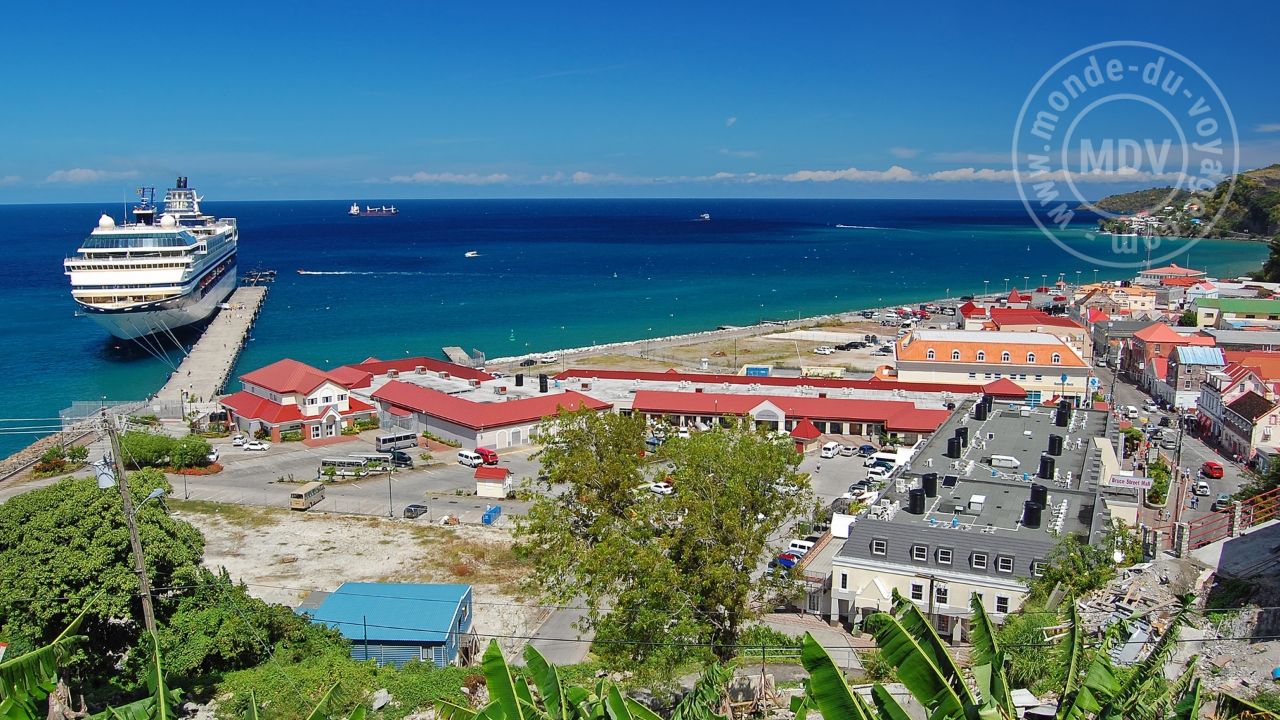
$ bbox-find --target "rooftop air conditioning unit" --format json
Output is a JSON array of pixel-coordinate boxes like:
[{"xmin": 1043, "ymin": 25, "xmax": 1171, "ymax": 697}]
[
  {"xmin": 415, "ymin": 365, "xmax": 426, "ymax": 374},
  {"xmin": 388, "ymin": 369, "xmax": 399, "ymax": 378},
  {"xmin": 438, "ymin": 371, "xmax": 450, "ymax": 379},
  {"xmin": 581, "ymin": 382, "xmax": 592, "ymax": 390},
  {"xmin": 469, "ymin": 379, "xmax": 481, "ymax": 388},
  {"xmin": 495, "ymin": 386, "xmax": 507, "ymax": 395}
]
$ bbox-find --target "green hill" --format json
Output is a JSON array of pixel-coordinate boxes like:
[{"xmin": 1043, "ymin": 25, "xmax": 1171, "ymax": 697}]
[{"xmin": 1085, "ymin": 164, "xmax": 1280, "ymax": 238}]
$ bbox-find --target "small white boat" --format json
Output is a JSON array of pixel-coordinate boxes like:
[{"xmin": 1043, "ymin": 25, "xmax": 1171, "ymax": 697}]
[
  {"xmin": 696, "ymin": 212, "xmax": 711, "ymax": 221},
  {"xmin": 464, "ymin": 251, "xmax": 480, "ymax": 258}
]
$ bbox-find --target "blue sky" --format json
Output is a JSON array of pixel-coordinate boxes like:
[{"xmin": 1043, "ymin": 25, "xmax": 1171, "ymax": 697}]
[{"xmin": 1, "ymin": 1, "xmax": 1278, "ymax": 202}]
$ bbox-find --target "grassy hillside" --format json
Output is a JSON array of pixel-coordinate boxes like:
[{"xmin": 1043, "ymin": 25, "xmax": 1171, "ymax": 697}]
[{"xmin": 1086, "ymin": 164, "xmax": 1280, "ymax": 238}]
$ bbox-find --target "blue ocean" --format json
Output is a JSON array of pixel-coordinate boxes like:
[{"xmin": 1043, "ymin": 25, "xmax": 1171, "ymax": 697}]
[{"xmin": 0, "ymin": 198, "xmax": 1266, "ymax": 457}]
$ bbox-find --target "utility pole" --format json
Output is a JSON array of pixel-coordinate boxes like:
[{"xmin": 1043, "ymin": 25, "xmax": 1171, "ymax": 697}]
[
  {"xmin": 387, "ymin": 462, "xmax": 395, "ymax": 518},
  {"xmin": 102, "ymin": 409, "xmax": 158, "ymax": 636}
]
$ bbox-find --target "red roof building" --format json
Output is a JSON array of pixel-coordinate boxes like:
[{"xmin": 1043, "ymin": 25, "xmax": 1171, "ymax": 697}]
[
  {"xmin": 1121, "ymin": 322, "xmax": 1214, "ymax": 382},
  {"xmin": 341, "ymin": 356, "xmax": 493, "ymax": 384},
  {"xmin": 630, "ymin": 390, "xmax": 949, "ymax": 441},
  {"xmin": 222, "ymin": 358, "xmax": 377, "ymax": 442},
  {"xmin": 789, "ymin": 418, "xmax": 822, "ymax": 441},
  {"xmin": 551, "ymin": 368, "xmax": 983, "ymax": 395},
  {"xmin": 370, "ymin": 381, "xmax": 611, "ymax": 449}
]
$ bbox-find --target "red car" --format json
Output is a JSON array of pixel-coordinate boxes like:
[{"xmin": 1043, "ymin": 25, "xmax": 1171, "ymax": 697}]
[{"xmin": 1201, "ymin": 461, "xmax": 1224, "ymax": 479}]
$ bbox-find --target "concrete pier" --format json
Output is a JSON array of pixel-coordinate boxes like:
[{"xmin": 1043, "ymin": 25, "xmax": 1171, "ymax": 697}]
[
  {"xmin": 442, "ymin": 346, "xmax": 473, "ymax": 366},
  {"xmin": 156, "ymin": 286, "xmax": 268, "ymax": 403}
]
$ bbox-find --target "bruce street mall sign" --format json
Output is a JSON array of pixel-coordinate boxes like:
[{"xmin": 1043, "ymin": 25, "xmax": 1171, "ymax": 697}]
[{"xmin": 1106, "ymin": 474, "xmax": 1155, "ymax": 490}]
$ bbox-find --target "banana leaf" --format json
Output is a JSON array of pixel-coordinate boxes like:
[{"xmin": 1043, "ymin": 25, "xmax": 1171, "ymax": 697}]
[
  {"xmin": 798, "ymin": 633, "xmax": 870, "ymax": 720},
  {"xmin": 869, "ymin": 616, "xmax": 968, "ymax": 719},
  {"xmin": 967, "ymin": 595, "xmax": 1013, "ymax": 717},
  {"xmin": 870, "ymin": 684, "xmax": 913, "ymax": 720},
  {"xmin": 1216, "ymin": 692, "xmax": 1280, "ymax": 719},
  {"xmin": 480, "ymin": 641, "xmax": 527, "ymax": 720},
  {"xmin": 0, "ymin": 594, "xmax": 98, "ymax": 720},
  {"xmin": 1059, "ymin": 600, "xmax": 1082, "ymax": 704},
  {"xmin": 1170, "ymin": 677, "xmax": 1202, "ymax": 720},
  {"xmin": 523, "ymin": 646, "xmax": 569, "ymax": 720},
  {"xmin": 885, "ymin": 603, "xmax": 976, "ymax": 708}
]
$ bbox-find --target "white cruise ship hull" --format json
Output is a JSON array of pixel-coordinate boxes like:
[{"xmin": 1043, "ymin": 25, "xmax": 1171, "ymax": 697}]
[{"xmin": 80, "ymin": 265, "xmax": 238, "ymax": 340}]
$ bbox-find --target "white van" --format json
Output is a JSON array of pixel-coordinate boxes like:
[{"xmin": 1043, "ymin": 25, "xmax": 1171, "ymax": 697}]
[
  {"xmin": 819, "ymin": 441, "xmax": 841, "ymax": 459},
  {"xmin": 1125, "ymin": 406, "xmax": 1140, "ymax": 419},
  {"xmin": 788, "ymin": 538, "xmax": 815, "ymax": 556},
  {"xmin": 989, "ymin": 455, "xmax": 1021, "ymax": 468},
  {"xmin": 457, "ymin": 450, "xmax": 484, "ymax": 468},
  {"xmin": 865, "ymin": 452, "xmax": 899, "ymax": 468}
]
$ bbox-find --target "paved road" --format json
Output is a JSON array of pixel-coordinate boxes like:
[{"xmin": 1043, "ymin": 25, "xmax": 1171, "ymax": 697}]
[
  {"xmin": 525, "ymin": 604, "xmax": 593, "ymax": 665},
  {"xmin": 1095, "ymin": 366, "xmax": 1251, "ymax": 528}
]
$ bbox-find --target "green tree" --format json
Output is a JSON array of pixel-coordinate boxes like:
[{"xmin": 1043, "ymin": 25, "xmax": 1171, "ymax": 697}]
[
  {"xmin": 516, "ymin": 410, "xmax": 810, "ymax": 672},
  {"xmin": 0, "ymin": 470, "xmax": 204, "ymax": 700},
  {"xmin": 169, "ymin": 434, "xmax": 212, "ymax": 470},
  {"xmin": 1176, "ymin": 310, "xmax": 1197, "ymax": 327},
  {"xmin": 119, "ymin": 431, "xmax": 177, "ymax": 468}
]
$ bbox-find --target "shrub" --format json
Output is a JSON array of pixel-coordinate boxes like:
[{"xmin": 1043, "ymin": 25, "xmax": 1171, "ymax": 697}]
[
  {"xmin": 120, "ymin": 431, "xmax": 176, "ymax": 468},
  {"xmin": 280, "ymin": 430, "xmax": 303, "ymax": 442},
  {"xmin": 170, "ymin": 435, "xmax": 212, "ymax": 470},
  {"xmin": 67, "ymin": 445, "xmax": 89, "ymax": 463}
]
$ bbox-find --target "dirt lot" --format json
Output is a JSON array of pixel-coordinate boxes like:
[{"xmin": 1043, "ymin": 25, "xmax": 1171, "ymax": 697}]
[{"xmin": 172, "ymin": 501, "xmax": 544, "ymax": 654}]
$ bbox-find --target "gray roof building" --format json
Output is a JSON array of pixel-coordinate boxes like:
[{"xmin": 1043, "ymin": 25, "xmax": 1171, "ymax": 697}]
[{"xmin": 829, "ymin": 396, "xmax": 1120, "ymax": 634}]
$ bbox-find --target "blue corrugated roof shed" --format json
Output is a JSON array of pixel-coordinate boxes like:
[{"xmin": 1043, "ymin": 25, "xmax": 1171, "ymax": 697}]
[
  {"xmin": 302, "ymin": 582, "xmax": 471, "ymax": 644},
  {"xmin": 1174, "ymin": 346, "xmax": 1224, "ymax": 366}
]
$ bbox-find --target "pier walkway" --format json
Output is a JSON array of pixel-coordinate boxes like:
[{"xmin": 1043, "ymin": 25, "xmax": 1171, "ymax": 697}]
[{"xmin": 156, "ymin": 286, "xmax": 268, "ymax": 404}]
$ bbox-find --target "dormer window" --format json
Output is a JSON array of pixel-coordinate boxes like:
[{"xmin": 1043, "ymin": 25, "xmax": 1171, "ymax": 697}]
[
  {"xmin": 926, "ymin": 348, "xmax": 936, "ymax": 360},
  {"xmin": 1051, "ymin": 354, "xmax": 1061, "ymax": 364},
  {"xmin": 1026, "ymin": 352, "xmax": 1036, "ymax": 363},
  {"xmin": 951, "ymin": 350, "xmax": 961, "ymax": 361},
  {"xmin": 1001, "ymin": 351, "xmax": 1011, "ymax": 363},
  {"xmin": 976, "ymin": 351, "xmax": 986, "ymax": 362}
]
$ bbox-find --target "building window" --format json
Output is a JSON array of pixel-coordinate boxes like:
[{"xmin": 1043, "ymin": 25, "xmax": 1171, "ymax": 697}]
[
  {"xmin": 321, "ymin": 395, "xmax": 333, "ymax": 404},
  {"xmin": 952, "ymin": 350, "xmax": 961, "ymax": 361},
  {"xmin": 310, "ymin": 424, "xmax": 320, "ymax": 439},
  {"xmin": 984, "ymin": 373, "xmax": 992, "ymax": 379},
  {"xmin": 910, "ymin": 583, "xmax": 924, "ymax": 601},
  {"xmin": 839, "ymin": 573, "xmax": 848, "ymax": 590},
  {"xmin": 1032, "ymin": 561, "xmax": 1046, "ymax": 577},
  {"xmin": 995, "ymin": 596, "xmax": 1010, "ymax": 614},
  {"xmin": 911, "ymin": 545, "xmax": 928, "ymax": 562},
  {"xmin": 971, "ymin": 552, "xmax": 988, "ymax": 569},
  {"xmin": 1035, "ymin": 375, "xmax": 1043, "ymax": 381},
  {"xmin": 807, "ymin": 592, "xmax": 822, "ymax": 613},
  {"xmin": 1001, "ymin": 351, "xmax": 1011, "ymax": 363},
  {"xmin": 935, "ymin": 585, "xmax": 949, "ymax": 606},
  {"xmin": 871, "ymin": 539, "xmax": 887, "ymax": 556},
  {"xmin": 1027, "ymin": 352, "xmax": 1036, "ymax": 363},
  {"xmin": 306, "ymin": 397, "xmax": 318, "ymax": 405},
  {"xmin": 996, "ymin": 556, "xmax": 1014, "ymax": 573},
  {"xmin": 338, "ymin": 393, "xmax": 347, "ymax": 401},
  {"xmin": 926, "ymin": 348, "xmax": 936, "ymax": 360},
  {"xmin": 1052, "ymin": 353, "xmax": 1061, "ymax": 364},
  {"xmin": 969, "ymin": 372, "xmax": 977, "ymax": 379},
  {"xmin": 976, "ymin": 351, "xmax": 986, "ymax": 362},
  {"xmin": 937, "ymin": 548, "xmax": 953, "ymax": 565}
]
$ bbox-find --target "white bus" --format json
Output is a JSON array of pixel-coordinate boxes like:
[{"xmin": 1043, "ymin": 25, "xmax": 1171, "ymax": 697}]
[
  {"xmin": 348, "ymin": 453, "xmax": 393, "ymax": 471},
  {"xmin": 319, "ymin": 457, "xmax": 370, "ymax": 477},
  {"xmin": 375, "ymin": 432, "xmax": 418, "ymax": 452}
]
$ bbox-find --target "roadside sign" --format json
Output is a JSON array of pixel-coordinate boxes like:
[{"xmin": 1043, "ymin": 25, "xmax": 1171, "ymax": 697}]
[
  {"xmin": 1106, "ymin": 474, "xmax": 1154, "ymax": 490},
  {"xmin": 1060, "ymin": 374, "xmax": 1069, "ymax": 383}
]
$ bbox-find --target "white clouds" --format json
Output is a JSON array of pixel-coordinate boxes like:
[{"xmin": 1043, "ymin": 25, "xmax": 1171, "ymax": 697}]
[
  {"xmin": 45, "ymin": 168, "xmax": 138, "ymax": 184},
  {"xmin": 930, "ymin": 167, "xmax": 1017, "ymax": 182},
  {"xmin": 0, "ymin": 175, "xmax": 20, "ymax": 186},
  {"xmin": 888, "ymin": 147, "xmax": 921, "ymax": 159},
  {"xmin": 718, "ymin": 148, "xmax": 759, "ymax": 158},
  {"xmin": 784, "ymin": 165, "xmax": 918, "ymax": 183},
  {"xmin": 1256, "ymin": 123, "xmax": 1280, "ymax": 133},
  {"xmin": 725, "ymin": 116, "xmax": 737, "ymax": 127},
  {"xmin": 387, "ymin": 171, "xmax": 511, "ymax": 185}
]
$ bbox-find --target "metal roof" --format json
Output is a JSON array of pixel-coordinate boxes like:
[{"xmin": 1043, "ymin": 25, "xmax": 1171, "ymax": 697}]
[
  {"xmin": 302, "ymin": 582, "xmax": 471, "ymax": 644},
  {"xmin": 1171, "ymin": 346, "xmax": 1225, "ymax": 366}
]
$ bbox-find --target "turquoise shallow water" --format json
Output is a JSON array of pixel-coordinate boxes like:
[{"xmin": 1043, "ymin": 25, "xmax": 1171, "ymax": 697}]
[{"xmin": 0, "ymin": 198, "xmax": 1265, "ymax": 457}]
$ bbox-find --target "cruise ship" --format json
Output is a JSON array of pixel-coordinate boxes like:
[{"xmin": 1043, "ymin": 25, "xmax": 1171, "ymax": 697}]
[{"xmin": 64, "ymin": 177, "xmax": 238, "ymax": 340}]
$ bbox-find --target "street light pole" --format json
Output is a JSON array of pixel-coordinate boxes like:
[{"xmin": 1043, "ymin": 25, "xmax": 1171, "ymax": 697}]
[
  {"xmin": 387, "ymin": 463, "xmax": 395, "ymax": 518},
  {"xmin": 101, "ymin": 409, "xmax": 158, "ymax": 636}
]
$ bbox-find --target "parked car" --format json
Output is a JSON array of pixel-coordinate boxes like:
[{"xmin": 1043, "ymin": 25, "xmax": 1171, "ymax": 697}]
[
  {"xmin": 1143, "ymin": 401, "xmax": 1159, "ymax": 413},
  {"xmin": 649, "ymin": 481, "xmax": 675, "ymax": 496},
  {"xmin": 813, "ymin": 346, "xmax": 834, "ymax": 355},
  {"xmin": 857, "ymin": 444, "xmax": 876, "ymax": 456},
  {"xmin": 243, "ymin": 440, "xmax": 270, "ymax": 451},
  {"xmin": 1192, "ymin": 481, "xmax": 1211, "ymax": 497},
  {"xmin": 840, "ymin": 444, "xmax": 856, "ymax": 457},
  {"xmin": 1158, "ymin": 416, "xmax": 1172, "ymax": 427},
  {"xmin": 848, "ymin": 480, "xmax": 872, "ymax": 494},
  {"xmin": 1211, "ymin": 493, "xmax": 1233, "ymax": 511},
  {"xmin": 403, "ymin": 503, "xmax": 430, "ymax": 519},
  {"xmin": 1200, "ymin": 461, "xmax": 1224, "ymax": 479},
  {"xmin": 539, "ymin": 354, "xmax": 559, "ymax": 363},
  {"xmin": 820, "ymin": 441, "xmax": 841, "ymax": 459},
  {"xmin": 206, "ymin": 448, "xmax": 219, "ymax": 464},
  {"xmin": 519, "ymin": 358, "xmax": 537, "ymax": 367},
  {"xmin": 231, "ymin": 435, "xmax": 246, "ymax": 447},
  {"xmin": 867, "ymin": 466, "xmax": 891, "ymax": 481},
  {"xmin": 769, "ymin": 553, "xmax": 800, "ymax": 570}
]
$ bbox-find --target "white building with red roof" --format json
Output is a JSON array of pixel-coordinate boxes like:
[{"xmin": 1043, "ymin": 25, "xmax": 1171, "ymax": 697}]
[
  {"xmin": 370, "ymin": 381, "xmax": 611, "ymax": 449},
  {"xmin": 1136, "ymin": 263, "xmax": 1206, "ymax": 285},
  {"xmin": 220, "ymin": 359, "xmax": 377, "ymax": 442}
]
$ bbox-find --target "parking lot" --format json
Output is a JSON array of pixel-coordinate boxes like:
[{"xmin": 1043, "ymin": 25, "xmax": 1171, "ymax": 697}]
[{"xmin": 185, "ymin": 433, "xmax": 541, "ymax": 521}]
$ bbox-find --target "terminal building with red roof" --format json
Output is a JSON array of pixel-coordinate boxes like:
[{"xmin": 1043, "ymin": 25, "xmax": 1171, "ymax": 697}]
[
  {"xmin": 370, "ymin": 380, "xmax": 611, "ymax": 449},
  {"xmin": 220, "ymin": 359, "xmax": 377, "ymax": 442}
]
